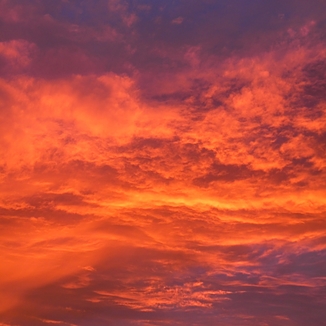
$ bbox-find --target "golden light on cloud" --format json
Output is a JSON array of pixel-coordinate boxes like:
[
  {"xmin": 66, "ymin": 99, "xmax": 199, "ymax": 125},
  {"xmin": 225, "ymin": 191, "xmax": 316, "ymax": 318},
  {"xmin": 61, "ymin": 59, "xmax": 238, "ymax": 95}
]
[{"xmin": 0, "ymin": 0, "xmax": 326, "ymax": 325}]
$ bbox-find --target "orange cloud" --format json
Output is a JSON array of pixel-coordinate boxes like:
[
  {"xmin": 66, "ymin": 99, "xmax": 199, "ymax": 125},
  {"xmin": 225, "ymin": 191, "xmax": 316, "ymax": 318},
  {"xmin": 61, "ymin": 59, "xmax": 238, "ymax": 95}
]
[{"xmin": 0, "ymin": 1, "xmax": 326, "ymax": 325}]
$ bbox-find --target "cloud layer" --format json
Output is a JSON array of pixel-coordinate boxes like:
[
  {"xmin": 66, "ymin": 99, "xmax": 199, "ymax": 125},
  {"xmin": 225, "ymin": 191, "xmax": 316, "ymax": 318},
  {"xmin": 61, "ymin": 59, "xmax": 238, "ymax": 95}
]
[{"xmin": 0, "ymin": 0, "xmax": 326, "ymax": 325}]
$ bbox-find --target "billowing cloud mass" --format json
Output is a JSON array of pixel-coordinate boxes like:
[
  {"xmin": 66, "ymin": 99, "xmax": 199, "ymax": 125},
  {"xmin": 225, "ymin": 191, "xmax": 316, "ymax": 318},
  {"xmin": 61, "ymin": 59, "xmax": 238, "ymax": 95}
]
[{"xmin": 0, "ymin": 0, "xmax": 326, "ymax": 325}]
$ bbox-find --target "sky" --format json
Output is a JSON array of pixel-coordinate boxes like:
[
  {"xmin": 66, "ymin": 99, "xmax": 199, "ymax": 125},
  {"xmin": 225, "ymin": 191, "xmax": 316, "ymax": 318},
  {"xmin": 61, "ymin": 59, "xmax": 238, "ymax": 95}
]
[{"xmin": 0, "ymin": 0, "xmax": 326, "ymax": 325}]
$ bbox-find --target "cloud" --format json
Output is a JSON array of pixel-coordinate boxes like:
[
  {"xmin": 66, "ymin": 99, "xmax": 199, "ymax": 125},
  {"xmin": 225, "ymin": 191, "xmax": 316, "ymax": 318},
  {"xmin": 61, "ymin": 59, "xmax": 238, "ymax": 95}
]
[{"xmin": 0, "ymin": 0, "xmax": 326, "ymax": 325}]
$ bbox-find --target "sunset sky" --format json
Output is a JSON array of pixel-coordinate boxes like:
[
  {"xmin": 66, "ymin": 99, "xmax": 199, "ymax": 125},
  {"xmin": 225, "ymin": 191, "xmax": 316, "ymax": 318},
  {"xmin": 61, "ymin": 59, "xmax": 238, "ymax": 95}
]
[{"xmin": 0, "ymin": 0, "xmax": 326, "ymax": 325}]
